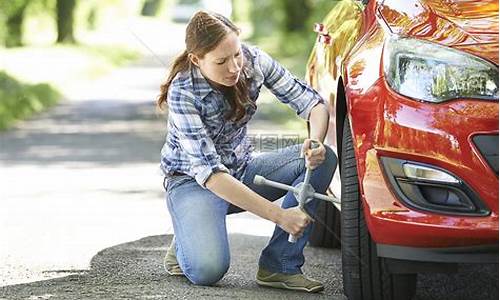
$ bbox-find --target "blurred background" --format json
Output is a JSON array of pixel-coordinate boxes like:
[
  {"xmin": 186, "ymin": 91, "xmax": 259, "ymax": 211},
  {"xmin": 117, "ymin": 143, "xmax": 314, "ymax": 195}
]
[
  {"xmin": 0, "ymin": 0, "xmax": 337, "ymax": 132},
  {"xmin": 0, "ymin": 0, "xmax": 341, "ymax": 287}
]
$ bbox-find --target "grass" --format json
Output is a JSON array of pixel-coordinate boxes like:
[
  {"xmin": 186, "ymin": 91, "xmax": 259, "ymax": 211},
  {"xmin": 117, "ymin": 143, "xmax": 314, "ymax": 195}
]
[
  {"xmin": 0, "ymin": 42, "xmax": 140, "ymax": 131},
  {"xmin": 0, "ymin": 44, "xmax": 139, "ymax": 91},
  {"xmin": 0, "ymin": 71, "xmax": 61, "ymax": 130},
  {"xmin": 83, "ymin": 44, "xmax": 139, "ymax": 67},
  {"xmin": 0, "ymin": 43, "xmax": 140, "ymax": 130}
]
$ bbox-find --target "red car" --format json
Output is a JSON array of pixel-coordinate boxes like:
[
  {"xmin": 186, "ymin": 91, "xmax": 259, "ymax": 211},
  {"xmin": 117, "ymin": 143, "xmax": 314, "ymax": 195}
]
[{"xmin": 306, "ymin": 0, "xmax": 499, "ymax": 299}]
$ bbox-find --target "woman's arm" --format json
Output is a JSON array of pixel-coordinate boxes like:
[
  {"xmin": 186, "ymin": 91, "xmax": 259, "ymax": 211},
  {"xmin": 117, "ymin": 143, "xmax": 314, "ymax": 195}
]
[
  {"xmin": 302, "ymin": 103, "xmax": 330, "ymax": 169},
  {"xmin": 203, "ymin": 106, "xmax": 329, "ymax": 236},
  {"xmin": 205, "ymin": 172, "xmax": 311, "ymax": 236},
  {"xmin": 308, "ymin": 103, "xmax": 329, "ymax": 142}
]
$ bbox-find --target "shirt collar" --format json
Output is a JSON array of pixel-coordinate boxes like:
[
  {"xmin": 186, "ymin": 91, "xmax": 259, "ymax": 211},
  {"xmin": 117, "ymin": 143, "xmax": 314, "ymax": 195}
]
[{"xmin": 190, "ymin": 66, "xmax": 214, "ymax": 100}]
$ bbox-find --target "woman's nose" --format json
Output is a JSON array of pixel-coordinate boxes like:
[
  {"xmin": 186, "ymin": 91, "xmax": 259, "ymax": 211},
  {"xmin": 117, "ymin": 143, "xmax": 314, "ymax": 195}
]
[{"xmin": 228, "ymin": 58, "xmax": 240, "ymax": 73}]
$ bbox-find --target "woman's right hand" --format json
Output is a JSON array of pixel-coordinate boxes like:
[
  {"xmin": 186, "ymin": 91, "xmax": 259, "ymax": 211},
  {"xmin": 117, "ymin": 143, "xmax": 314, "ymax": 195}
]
[{"xmin": 278, "ymin": 207, "xmax": 313, "ymax": 237}]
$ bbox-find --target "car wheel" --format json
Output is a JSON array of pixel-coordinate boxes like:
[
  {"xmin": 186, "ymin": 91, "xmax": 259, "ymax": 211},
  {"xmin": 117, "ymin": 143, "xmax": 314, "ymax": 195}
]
[
  {"xmin": 308, "ymin": 200, "xmax": 341, "ymax": 248},
  {"xmin": 340, "ymin": 116, "xmax": 417, "ymax": 300}
]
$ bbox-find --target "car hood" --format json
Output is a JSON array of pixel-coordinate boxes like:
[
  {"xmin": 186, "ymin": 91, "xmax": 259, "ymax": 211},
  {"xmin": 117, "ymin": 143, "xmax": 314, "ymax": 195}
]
[{"xmin": 378, "ymin": 0, "xmax": 499, "ymax": 65}]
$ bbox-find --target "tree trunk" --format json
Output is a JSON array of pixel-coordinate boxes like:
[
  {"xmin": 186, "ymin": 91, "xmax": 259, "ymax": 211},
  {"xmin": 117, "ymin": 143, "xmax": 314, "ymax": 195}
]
[
  {"xmin": 282, "ymin": 0, "xmax": 311, "ymax": 32},
  {"xmin": 5, "ymin": 3, "xmax": 28, "ymax": 47},
  {"xmin": 56, "ymin": 0, "xmax": 77, "ymax": 44}
]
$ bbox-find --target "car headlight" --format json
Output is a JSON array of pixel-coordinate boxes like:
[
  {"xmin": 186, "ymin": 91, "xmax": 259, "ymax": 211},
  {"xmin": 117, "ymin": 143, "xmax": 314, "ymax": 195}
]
[{"xmin": 383, "ymin": 36, "xmax": 499, "ymax": 103}]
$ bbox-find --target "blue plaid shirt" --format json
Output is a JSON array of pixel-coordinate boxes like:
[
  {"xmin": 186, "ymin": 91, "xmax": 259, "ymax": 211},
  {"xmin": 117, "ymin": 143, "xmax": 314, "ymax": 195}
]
[{"xmin": 160, "ymin": 44, "xmax": 325, "ymax": 188}]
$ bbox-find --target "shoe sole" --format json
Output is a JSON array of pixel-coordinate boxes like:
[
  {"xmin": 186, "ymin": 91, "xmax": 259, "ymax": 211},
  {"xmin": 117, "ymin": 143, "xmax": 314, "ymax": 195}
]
[
  {"xmin": 256, "ymin": 279, "xmax": 324, "ymax": 293},
  {"xmin": 163, "ymin": 260, "xmax": 185, "ymax": 276},
  {"xmin": 165, "ymin": 267, "xmax": 184, "ymax": 276}
]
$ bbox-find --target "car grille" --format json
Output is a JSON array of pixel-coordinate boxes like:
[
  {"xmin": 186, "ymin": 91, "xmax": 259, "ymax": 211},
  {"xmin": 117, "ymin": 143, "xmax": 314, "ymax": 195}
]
[{"xmin": 473, "ymin": 135, "xmax": 499, "ymax": 175}]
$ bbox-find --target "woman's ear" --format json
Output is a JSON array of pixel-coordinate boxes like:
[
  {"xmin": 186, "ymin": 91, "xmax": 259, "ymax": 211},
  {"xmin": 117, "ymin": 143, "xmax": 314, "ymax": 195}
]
[{"xmin": 188, "ymin": 53, "xmax": 199, "ymax": 67}]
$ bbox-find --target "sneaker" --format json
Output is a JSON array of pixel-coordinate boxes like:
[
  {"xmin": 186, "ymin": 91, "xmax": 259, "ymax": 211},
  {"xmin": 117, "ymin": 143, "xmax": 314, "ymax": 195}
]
[
  {"xmin": 256, "ymin": 267, "xmax": 324, "ymax": 293},
  {"xmin": 164, "ymin": 237, "xmax": 184, "ymax": 276}
]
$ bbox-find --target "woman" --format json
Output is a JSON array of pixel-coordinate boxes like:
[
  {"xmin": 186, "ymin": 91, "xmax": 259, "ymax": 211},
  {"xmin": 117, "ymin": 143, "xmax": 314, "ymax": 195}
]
[{"xmin": 157, "ymin": 11, "xmax": 336, "ymax": 293}]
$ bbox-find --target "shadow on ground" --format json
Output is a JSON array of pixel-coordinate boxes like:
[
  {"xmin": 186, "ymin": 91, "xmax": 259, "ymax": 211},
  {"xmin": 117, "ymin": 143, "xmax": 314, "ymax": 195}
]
[
  {"xmin": 0, "ymin": 100, "xmax": 165, "ymax": 166},
  {"xmin": 0, "ymin": 234, "xmax": 497, "ymax": 300},
  {"xmin": 0, "ymin": 234, "xmax": 345, "ymax": 300}
]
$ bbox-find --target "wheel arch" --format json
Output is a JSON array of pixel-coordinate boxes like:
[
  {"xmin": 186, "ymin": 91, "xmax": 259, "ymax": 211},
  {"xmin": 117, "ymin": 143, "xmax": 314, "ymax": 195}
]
[{"xmin": 335, "ymin": 77, "xmax": 348, "ymax": 175}]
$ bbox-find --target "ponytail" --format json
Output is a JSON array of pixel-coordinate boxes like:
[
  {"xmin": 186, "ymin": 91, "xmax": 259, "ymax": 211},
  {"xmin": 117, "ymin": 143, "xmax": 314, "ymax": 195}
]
[{"xmin": 157, "ymin": 50, "xmax": 190, "ymax": 110}]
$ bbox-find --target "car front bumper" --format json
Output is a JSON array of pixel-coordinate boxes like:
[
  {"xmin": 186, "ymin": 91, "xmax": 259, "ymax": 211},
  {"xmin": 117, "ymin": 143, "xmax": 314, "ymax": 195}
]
[
  {"xmin": 377, "ymin": 243, "xmax": 498, "ymax": 263},
  {"xmin": 349, "ymin": 77, "xmax": 499, "ymax": 254}
]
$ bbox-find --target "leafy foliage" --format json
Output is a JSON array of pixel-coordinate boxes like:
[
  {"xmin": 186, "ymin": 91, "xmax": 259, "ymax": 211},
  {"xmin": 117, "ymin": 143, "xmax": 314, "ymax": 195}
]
[
  {"xmin": 0, "ymin": 71, "xmax": 60, "ymax": 130},
  {"xmin": 0, "ymin": 0, "xmax": 31, "ymax": 46}
]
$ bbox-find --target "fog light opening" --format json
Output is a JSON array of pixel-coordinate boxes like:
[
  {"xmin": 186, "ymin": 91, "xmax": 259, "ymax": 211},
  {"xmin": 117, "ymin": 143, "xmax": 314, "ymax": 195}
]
[
  {"xmin": 381, "ymin": 157, "xmax": 490, "ymax": 216},
  {"xmin": 417, "ymin": 185, "xmax": 473, "ymax": 209}
]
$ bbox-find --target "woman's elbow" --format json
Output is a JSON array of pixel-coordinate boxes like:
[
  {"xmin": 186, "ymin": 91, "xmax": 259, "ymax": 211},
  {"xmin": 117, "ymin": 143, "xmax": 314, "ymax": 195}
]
[
  {"xmin": 205, "ymin": 171, "xmax": 224, "ymax": 190},
  {"xmin": 309, "ymin": 103, "xmax": 329, "ymax": 120}
]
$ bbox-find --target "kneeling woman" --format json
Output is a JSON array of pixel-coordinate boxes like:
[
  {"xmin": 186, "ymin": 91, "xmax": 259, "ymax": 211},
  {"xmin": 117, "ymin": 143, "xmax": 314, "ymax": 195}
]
[{"xmin": 158, "ymin": 11, "xmax": 336, "ymax": 293}]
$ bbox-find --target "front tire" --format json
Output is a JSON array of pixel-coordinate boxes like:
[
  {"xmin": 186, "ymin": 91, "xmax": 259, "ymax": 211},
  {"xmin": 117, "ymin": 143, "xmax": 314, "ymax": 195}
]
[
  {"xmin": 308, "ymin": 200, "xmax": 341, "ymax": 248},
  {"xmin": 340, "ymin": 116, "xmax": 416, "ymax": 300}
]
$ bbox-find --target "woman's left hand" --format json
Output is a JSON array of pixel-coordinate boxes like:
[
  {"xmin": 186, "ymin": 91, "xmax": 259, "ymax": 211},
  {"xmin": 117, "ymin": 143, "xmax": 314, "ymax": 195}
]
[{"xmin": 301, "ymin": 139, "xmax": 326, "ymax": 170}]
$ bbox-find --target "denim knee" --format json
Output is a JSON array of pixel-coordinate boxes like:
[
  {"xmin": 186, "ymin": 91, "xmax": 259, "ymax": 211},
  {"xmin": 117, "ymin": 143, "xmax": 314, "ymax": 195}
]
[
  {"xmin": 323, "ymin": 145, "xmax": 337, "ymax": 169},
  {"xmin": 185, "ymin": 255, "xmax": 230, "ymax": 286}
]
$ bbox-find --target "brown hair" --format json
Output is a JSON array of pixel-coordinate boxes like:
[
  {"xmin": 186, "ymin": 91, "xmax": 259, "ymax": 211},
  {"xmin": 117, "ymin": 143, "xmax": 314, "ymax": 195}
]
[{"xmin": 157, "ymin": 11, "xmax": 254, "ymax": 122}]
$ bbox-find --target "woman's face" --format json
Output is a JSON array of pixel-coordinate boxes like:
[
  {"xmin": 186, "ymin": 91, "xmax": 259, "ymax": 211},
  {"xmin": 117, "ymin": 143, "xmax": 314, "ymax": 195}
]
[{"xmin": 191, "ymin": 32, "xmax": 243, "ymax": 87}]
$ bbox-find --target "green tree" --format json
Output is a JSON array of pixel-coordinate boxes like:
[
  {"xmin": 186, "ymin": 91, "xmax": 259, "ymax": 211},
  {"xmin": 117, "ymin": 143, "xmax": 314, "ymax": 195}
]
[
  {"xmin": 281, "ymin": 0, "xmax": 311, "ymax": 32},
  {"xmin": 249, "ymin": 0, "xmax": 282, "ymax": 39},
  {"xmin": 0, "ymin": 0, "xmax": 30, "ymax": 47},
  {"xmin": 249, "ymin": 0, "xmax": 315, "ymax": 40},
  {"xmin": 56, "ymin": 0, "xmax": 77, "ymax": 43},
  {"xmin": 141, "ymin": 0, "xmax": 163, "ymax": 17}
]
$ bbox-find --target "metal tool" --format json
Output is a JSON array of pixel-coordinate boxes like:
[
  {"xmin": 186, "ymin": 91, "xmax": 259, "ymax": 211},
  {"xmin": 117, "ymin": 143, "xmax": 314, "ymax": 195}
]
[{"xmin": 253, "ymin": 141, "xmax": 340, "ymax": 243}]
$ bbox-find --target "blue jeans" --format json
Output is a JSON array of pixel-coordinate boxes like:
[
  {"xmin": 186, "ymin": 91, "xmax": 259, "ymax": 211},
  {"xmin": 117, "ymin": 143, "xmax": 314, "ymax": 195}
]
[{"xmin": 164, "ymin": 143, "xmax": 336, "ymax": 285}]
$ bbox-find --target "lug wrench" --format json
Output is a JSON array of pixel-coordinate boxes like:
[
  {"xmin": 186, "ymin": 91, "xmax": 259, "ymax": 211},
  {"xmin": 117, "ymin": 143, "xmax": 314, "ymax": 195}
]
[{"xmin": 253, "ymin": 141, "xmax": 340, "ymax": 243}]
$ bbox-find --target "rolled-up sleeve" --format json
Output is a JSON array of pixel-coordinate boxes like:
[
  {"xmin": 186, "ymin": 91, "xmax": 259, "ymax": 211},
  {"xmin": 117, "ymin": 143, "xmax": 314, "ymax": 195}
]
[
  {"xmin": 168, "ymin": 87, "xmax": 229, "ymax": 188},
  {"xmin": 254, "ymin": 47, "xmax": 325, "ymax": 120}
]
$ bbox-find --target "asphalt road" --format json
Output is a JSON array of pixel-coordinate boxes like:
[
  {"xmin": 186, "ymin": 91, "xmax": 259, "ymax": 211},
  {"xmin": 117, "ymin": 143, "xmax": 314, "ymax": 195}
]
[
  {"xmin": 0, "ymin": 235, "xmax": 345, "ymax": 300},
  {"xmin": 0, "ymin": 21, "xmax": 497, "ymax": 300},
  {"xmin": 0, "ymin": 234, "xmax": 497, "ymax": 300}
]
